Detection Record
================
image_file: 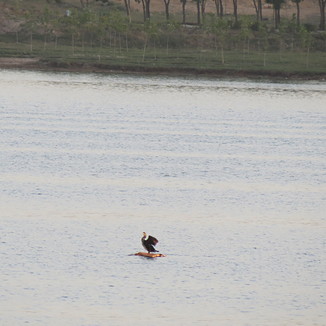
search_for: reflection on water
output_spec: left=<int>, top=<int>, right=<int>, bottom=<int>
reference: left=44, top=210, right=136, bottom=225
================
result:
left=0, top=70, right=325, bottom=325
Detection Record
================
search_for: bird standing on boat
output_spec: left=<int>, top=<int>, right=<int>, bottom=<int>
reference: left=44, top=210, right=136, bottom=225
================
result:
left=141, top=232, right=159, bottom=253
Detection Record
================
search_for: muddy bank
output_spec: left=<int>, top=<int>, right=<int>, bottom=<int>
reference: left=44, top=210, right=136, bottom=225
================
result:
left=0, top=57, right=325, bottom=81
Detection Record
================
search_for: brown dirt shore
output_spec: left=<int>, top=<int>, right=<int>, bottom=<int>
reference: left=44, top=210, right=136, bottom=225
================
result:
left=0, top=57, right=325, bottom=81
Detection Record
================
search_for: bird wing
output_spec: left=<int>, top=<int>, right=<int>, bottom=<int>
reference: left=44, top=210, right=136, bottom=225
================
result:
left=148, top=235, right=158, bottom=245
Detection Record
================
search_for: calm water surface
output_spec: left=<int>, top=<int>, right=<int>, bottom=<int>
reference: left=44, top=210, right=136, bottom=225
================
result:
left=0, top=70, right=325, bottom=325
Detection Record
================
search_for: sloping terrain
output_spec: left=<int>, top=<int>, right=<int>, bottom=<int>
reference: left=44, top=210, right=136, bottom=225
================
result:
left=0, top=0, right=321, bottom=35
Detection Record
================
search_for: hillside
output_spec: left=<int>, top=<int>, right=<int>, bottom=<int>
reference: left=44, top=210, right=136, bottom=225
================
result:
left=0, top=0, right=322, bottom=34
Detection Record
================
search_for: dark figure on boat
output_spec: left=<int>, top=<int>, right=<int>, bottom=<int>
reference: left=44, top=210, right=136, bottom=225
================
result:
left=141, top=232, right=159, bottom=253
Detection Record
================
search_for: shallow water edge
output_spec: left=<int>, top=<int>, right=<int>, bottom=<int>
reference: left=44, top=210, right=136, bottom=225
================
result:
left=1, top=57, right=326, bottom=81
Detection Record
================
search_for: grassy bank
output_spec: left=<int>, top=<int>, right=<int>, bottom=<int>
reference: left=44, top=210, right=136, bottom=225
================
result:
left=0, top=38, right=325, bottom=79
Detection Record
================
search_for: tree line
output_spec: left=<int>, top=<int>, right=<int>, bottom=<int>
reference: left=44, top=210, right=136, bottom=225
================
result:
left=87, top=0, right=325, bottom=30
left=14, top=2, right=324, bottom=53
left=3, top=0, right=325, bottom=59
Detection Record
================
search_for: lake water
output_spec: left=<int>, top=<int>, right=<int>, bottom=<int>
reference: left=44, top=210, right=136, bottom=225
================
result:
left=0, top=69, right=325, bottom=325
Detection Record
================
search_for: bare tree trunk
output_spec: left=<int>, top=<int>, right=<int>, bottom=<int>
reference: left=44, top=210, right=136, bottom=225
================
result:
left=253, top=0, right=258, bottom=17
left=295, top=1, right=300, bottom=26
left=273, top=6, right=281, bottom=29
left=252, top=0, right=262, bottom=21
left=201, top=0, right=207, bottom=22
left=218, top=0, right=224, bottom=17
left=276, top=7, right=281, bottom=28
left=123, top=0, right=131, bottom=23
left=196, top=0, right=201, bottom=25
left=181, top=0, right=187, bottom=24
left=232, top=0, right=238, bottom=22
left=163, top=0, right=171, bottom=21
left=319, top=0, right=326, bottom=30
left=259, top=0, right=263, bottom=21
left=145, top=0, right=151, bottom=20
left=141, top=0, right=146, bottom=21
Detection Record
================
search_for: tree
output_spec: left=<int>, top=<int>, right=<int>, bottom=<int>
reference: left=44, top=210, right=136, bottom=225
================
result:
left=61, top=9, right=88, bottom=53
left=195, top=0, right=201, bottom=25
left=214, top=0, right=224, bottom=18
left=266, top=0, right=285, bottom=29
left=298, top=24, right=312, bottom=67
left=61, top=12, right=76, bottom=53
left=75, top=9, right=93, bottom=50
left=163, top=0, right=171, bottom=21
left=180, top=0, right=187, bottom=24
left=238, top=17, right=253, bottom=56
left=291, top=0, right=303, bottom=26
left=205, top=16, right=229, bottom=64
left=164, top=21, right=179, bottom=54
left=135, top=0, right=151, bottom=21
left=39, top=7, right=55, bottom=50
left=319, top=0, right=326, bottom=30
left=144, top=0, right=151, bottom=21
left=123, top=0, right=131, bottom=23
left=232, top=0, right=238, bottom=23
left=23, top=10, right=37, bottom=52
left=107, top=11, right=129, bottom=53
left=135, top=0, right=146, bottom=22
left=252, top=0, right=263, bottom=21
left=201, top=0, right=208, bottom=21
left=257, top=22, right=269, bottom=66
left=142, top=21, right=158, bottom=61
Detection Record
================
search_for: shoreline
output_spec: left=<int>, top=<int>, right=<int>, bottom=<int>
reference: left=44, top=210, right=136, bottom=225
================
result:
left=0, top=57, right=325, bottom=81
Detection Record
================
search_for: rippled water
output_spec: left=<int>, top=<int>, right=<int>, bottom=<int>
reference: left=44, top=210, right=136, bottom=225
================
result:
left=0, top=70, right=325, bottom=325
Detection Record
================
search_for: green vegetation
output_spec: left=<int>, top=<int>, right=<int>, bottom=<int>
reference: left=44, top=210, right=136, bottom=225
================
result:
left=0, top=0, right=325, bottom=77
